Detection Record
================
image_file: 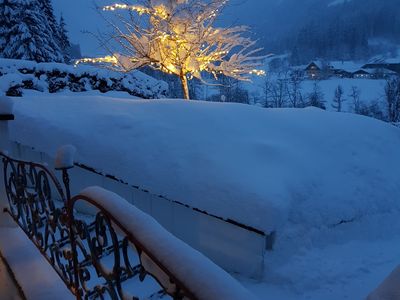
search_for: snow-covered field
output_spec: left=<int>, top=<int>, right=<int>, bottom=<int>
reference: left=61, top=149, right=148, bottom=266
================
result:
left=8, top=94, right=400, bottom=299
left=302, top=78, right=386, bottom=109
left=247, top=75, right=387, bottom=112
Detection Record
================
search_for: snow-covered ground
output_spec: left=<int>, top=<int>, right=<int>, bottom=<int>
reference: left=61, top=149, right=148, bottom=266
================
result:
left=8, top=94, right=400, bottom=299
left=247, top=75, right=387, bottom=112
left=302, top=78, right=386, bottom=109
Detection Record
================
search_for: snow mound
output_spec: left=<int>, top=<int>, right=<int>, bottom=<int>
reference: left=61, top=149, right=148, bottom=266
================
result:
left=0, top=58, right=168, bottom=99
left=10, top=95, right=400, bottom=234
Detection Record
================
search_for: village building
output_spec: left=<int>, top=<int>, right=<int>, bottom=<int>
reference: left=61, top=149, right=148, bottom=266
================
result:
left=304, top=61, right=334, bottom=79
left=352, top=69, right=373, bottom=79
left=303, top=60, right=400, bottom=80
left=304, top=61, right=322, bottom=79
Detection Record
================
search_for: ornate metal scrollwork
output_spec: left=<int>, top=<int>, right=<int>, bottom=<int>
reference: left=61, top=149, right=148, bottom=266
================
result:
left=68, top=196, right=192, bottom=300
left=1, top=153, right=77, bottom=290
left=1, top=152, right=195, bottom=300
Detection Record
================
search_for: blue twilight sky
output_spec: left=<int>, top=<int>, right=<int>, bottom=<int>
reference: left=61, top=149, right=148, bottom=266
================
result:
left=52, top=0, right=275, bottom=56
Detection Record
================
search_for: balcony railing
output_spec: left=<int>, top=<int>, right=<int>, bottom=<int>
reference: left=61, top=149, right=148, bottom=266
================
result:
left=0, top=150, right=255, bottom=300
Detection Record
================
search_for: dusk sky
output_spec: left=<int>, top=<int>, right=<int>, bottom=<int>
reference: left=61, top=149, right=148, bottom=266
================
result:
left=52, top=0, right=275, bottom=55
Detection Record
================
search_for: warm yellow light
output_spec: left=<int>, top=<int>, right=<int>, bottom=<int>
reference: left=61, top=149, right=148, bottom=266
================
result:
left=74, top=55, right=118, bottom=66
left=103, top=3, right=169, bottom=19
left=249, top=69, right=266, bottom=76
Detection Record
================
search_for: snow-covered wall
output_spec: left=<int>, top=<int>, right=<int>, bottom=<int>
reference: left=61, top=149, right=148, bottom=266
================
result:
left=0, top=58, right=168, bottom=99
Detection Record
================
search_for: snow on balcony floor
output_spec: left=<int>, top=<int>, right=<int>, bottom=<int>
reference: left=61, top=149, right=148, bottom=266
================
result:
left=10, top=93, right=400, bottom=235
left=0, top=253, right=24, bottom=300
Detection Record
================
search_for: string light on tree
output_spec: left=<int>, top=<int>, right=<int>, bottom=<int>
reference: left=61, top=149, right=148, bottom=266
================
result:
left=76, top=0, right=266, bottom=100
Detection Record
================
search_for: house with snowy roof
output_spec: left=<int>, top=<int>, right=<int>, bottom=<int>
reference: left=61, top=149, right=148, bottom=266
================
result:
left=304, top=61, right=323, bottom=79
left=362, top=63, right=400, bottom=79
left=329, top=61, right=362, bottom=78
left=352, top=69, right=373, bottom=79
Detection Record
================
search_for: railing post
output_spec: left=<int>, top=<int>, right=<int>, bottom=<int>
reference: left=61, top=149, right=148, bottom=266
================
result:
left=55, top=145, right=80, bottom=298
left=0, top=96, right=15, bottom=227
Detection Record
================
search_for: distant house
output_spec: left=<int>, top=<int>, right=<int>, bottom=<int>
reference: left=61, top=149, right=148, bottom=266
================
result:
left=362, top=63, right=400, bottom=75
left=333, top=69, right=352, bottom=78
left=362, top=65, right=399, bottom=79
left=330, top=61, right=363, bottom=79
left=305, top=62, right=322, bottom=79
left=352, top=69, right=372, bottom=79
left=378, top=68, right=398, bottom=79
left=301, top=60, right=399, bottom=80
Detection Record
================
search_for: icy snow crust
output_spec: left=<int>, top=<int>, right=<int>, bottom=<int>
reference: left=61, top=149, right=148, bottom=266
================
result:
left=11, top=95, right=400, bottom=234
left=80, top=186, right=257, bottom=300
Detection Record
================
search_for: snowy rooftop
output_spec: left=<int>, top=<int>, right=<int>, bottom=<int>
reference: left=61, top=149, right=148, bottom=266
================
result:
left=10, top=95, right=400, bottom=234
left=329, top=61, right=364, bottom=73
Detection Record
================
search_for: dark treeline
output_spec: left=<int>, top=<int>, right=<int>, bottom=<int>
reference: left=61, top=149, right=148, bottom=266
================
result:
left=257, top=0, right=400, bottom=64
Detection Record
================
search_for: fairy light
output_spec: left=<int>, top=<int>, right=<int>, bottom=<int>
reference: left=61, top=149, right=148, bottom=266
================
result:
left=78, top=0, right=265, bottom=100
left=103, top=3, right=169, bottom=19
left=74, top=56, right=118, bottom=67
left=249, top=69, right=266, bottom=76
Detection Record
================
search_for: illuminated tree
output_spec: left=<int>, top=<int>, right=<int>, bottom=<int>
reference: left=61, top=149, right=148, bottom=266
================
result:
left=77, top=0, right=265, bottom=99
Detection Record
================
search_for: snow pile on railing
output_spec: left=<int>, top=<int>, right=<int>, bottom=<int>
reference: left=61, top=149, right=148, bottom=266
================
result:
left=0, top=58, right=168, bottom=99
left=79, top=186, right=257, bottom=300
left=54, top=144, right=76, bottom=170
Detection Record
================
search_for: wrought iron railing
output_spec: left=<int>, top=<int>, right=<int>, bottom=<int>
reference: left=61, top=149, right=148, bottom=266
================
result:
left=0, top=152, right=195, bottom=300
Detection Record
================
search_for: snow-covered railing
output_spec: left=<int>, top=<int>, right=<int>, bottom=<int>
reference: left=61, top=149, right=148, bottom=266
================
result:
left=0, top=150, right=255, bottom=299
left=0, top=95, right=268, bottom=279
left=8, top=141, right=268, bottom=278
left=71, top=187, right=256, bottom=300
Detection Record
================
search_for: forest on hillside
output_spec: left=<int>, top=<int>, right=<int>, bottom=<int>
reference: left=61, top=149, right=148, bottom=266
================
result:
left=257, top=0, right=400, bottom=63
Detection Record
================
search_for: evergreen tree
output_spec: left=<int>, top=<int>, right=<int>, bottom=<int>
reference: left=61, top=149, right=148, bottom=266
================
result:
left=332, top=85, right=345, bottom=112
left=58, top=14, right=71, bottom=63
left=1, top=0, right=64, bottom=62
left=307, top=81, right=326, bottom=109
left=0, top=0, right=22, bottom=54
left=38, top=0, right=61, bottom=47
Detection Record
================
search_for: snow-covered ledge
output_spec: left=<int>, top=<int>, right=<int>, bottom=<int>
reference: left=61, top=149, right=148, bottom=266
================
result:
left=0, top=96, right=14, bottom=226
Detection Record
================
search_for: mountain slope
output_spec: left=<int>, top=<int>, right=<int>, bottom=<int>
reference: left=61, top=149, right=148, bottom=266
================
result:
left=255, top=0, right=400, bottom=62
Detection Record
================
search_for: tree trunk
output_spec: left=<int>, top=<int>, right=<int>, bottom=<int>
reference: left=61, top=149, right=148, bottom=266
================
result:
left=180, top=74, right=190, bottom=100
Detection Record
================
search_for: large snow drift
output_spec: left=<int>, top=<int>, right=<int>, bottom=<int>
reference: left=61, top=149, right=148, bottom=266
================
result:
left=10, top=95, right=400, bottom=233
